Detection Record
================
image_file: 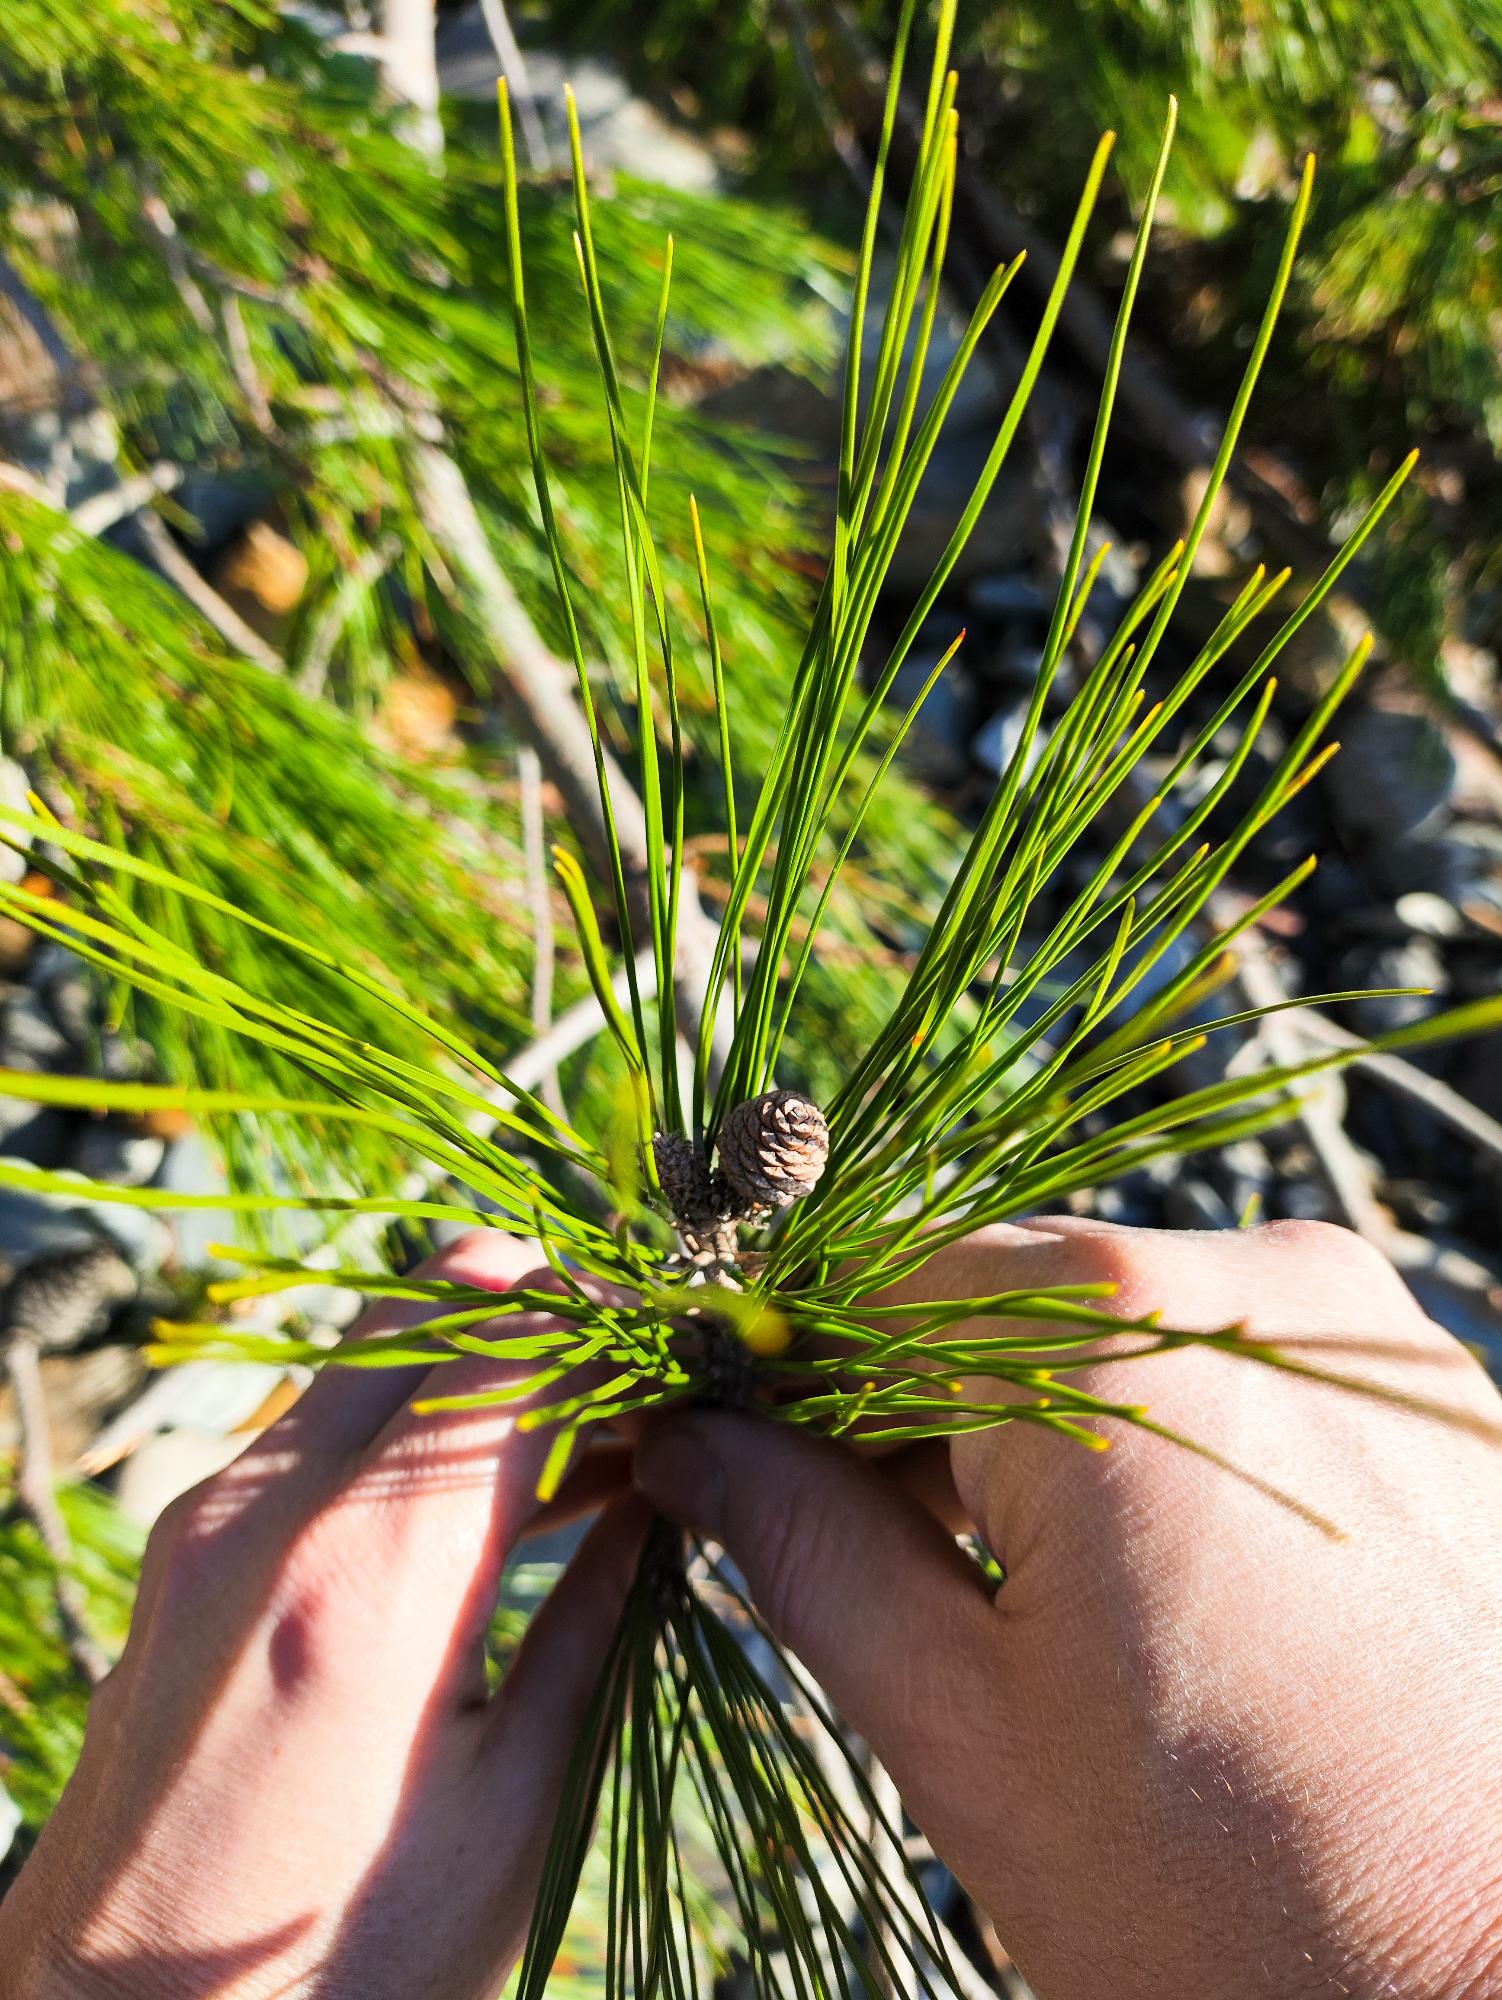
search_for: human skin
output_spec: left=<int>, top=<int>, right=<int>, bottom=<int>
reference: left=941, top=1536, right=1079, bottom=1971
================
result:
left=0, top=1232, right=649, bottom=2000
left=637, top=1218, right=1502, bottom=1999
left=3, top=1218, right=1502, bottom=1998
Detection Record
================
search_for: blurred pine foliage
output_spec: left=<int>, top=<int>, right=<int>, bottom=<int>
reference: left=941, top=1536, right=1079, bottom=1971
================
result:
left=0, top=1473, right=140, bottom=1857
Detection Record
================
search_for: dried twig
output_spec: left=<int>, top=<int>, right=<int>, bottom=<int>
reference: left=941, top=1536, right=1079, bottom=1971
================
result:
left=408, top=424, right=733, bottom=1070
left=473, top=0, right=552, bottom=169
left=138, top=191, right=216, bottom=336
left=295, top=534, right=400, bottom=698
left=70, top=462, right=184, bottom=534
left=1216, top=904, right=1393, bottom=1244
left=865, top=1753, right=919, bottom=2000
left=800, top=1707, right=1000, bottom=2000
left=1294, top=1010, right=1502, bottom=1170
left=220, top=291, right=275, bottom=436
left=120, top=510, right=284, bottom=673
left=4, top=1337, right=109, bottom=1686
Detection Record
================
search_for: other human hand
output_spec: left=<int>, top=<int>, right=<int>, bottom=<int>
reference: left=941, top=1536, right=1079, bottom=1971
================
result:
left=636, top=1218, right=1502, bottom=2000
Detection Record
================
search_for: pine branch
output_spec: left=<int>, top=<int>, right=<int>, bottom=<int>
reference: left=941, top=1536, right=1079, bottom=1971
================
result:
left=7, top=139, right=735, bottom=1069
left=474, top=0, right=553, bottom=168
left=76, top=944, right=658, bottom=1477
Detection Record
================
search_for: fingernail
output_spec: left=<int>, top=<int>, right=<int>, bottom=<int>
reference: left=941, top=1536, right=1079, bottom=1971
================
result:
left=634, top=1418, right=725, bottom=1534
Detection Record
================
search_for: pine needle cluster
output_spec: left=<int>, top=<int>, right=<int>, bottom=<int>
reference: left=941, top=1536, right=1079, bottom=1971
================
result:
left=2, top=2, right=1499, bottom=1987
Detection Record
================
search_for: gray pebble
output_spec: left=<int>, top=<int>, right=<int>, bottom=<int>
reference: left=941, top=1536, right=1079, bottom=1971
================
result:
left=966, top=574, right=1046, bottom=620
left=886, top=644, right=972, bottom=786
left=1340, top=937, right=1448, bottom=1036
left=0, top=990, right=71, bottom=1071
left=1276, top=1181, right=1335, bottom=1223
left=1327, top=704, right=1456, bottom=843
left=33, top=953, right=98, bottom=1049
left=972, top=705, right=1043, bottom=779
left=72, top=1124, right=165, bottom=1188
left=0, top=1093, right=71, bottom=1168
left=1393, top=891, right=1465, bottom=939
left=1165, top=1177, right=1236, bottom=1231
left=0, top=1179, right=102, bottom=1274
left=0, top=1778, right=19, bottom=1868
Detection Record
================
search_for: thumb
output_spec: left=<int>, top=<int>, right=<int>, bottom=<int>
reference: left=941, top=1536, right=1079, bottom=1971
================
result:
left=633, top=1411, right=994, bottom=1765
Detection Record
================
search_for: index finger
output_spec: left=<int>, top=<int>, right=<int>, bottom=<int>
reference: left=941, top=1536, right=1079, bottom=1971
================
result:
left=244, top=1228, right=546, bottom=1461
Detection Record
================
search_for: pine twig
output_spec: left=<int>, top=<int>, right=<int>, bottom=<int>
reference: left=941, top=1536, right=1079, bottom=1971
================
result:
left=518, top=743, right=565, bottom=1120
left=220, top=291, right=275, bottom=436
left=4, top=1337, right=110, bottom=1687
left=295, top=534, right=401, bottom=698
left=0, top=456, right=185, bottom=533
left=70, top=462, right=184, bottom=534
left=865, top=1754, right=919, bottom=2000
left=407, top=409, right=733, bottom=1075
left=801, top=1709, right=998, bottom=2000
left=138, top=191, right=217, bottom=336
left=378, top=0, right=445, bottom=161
left=376, top=0, right=731, bottom=1067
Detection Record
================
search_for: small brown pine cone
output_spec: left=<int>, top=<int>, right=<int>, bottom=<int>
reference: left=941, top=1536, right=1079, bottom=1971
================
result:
left=717, top=1089, right=829, bottom=1211
left=3, top=1242, right=138, bottom=1354
left=651, top=1132, right=725, bottom=1223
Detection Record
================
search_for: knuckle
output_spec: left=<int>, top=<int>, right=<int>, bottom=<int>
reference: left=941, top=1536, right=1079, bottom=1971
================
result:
left=144, top=1478, right=214, bottom=1567
left=1253, top=1216, right=1388, bottom=1274
left=272, top=1511, right=362, bottom=1610
left=442, top=1227, right=500, bottom=1264
left=255, top=1520, right=377, bottom=1688
left=136, top=1480, right=224, bottom=1611
left=1050, top=1228, right=1166, bottom=1315
left=423, top=1227, right=541, bottom=1291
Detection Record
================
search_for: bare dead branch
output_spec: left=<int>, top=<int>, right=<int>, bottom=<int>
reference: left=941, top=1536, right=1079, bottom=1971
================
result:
left=122, top=510, right=285, bottom=673
left=4, top=1337, right=110, bottom=1687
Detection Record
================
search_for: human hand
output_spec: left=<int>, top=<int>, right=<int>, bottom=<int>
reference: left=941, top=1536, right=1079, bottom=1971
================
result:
left=635, top=1218, right=1502, bottom=2000
left=0, top=1232, right=645, bottom=2000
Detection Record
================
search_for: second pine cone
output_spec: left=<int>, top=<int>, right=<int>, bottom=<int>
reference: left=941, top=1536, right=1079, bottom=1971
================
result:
left=717, top=1089, right=829, bottom=1210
